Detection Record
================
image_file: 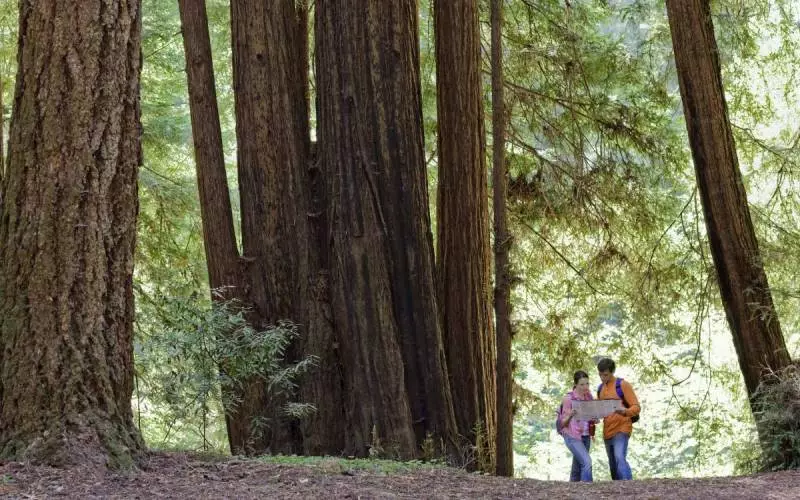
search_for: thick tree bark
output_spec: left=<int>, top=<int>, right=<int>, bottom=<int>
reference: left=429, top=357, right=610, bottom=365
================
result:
left=666, top=0, right=792, bottom=438
left=0, top=0, right=144, bottom=466
left=294, top=0, right=347, bottom=457
left=316, top=0, right=457, bottom=458
left=228, top=0, right=312, bottom=455
left=434, top=0, right=496, bottom=471
left=492, top=0, right=514, bottom=477
left=178, top=0, right=245, bottom=454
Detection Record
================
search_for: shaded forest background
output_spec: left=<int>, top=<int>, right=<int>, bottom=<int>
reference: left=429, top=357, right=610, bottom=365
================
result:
left=1, top=0, right=799, bottom=479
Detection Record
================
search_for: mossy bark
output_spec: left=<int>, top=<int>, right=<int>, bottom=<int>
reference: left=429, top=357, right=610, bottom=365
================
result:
left=0, top=0, right=144, bottom=467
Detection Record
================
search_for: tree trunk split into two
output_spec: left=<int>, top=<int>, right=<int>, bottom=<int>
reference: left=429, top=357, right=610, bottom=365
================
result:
left=666, top=0, right=792, bottom=446
left=0, top=0, right=144, bottom=466
left=434, top=0, right=497, bottom=471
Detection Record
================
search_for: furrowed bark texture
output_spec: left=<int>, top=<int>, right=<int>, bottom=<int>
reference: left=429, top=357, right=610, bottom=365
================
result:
left=0, top=0, right=144, bottom=466
left=491, top=0, right=514, bottom=477
left=229, top=0, right=311, bottom=455
left=434, top=0, right=496, bottom=471
left=666, top=0, right=791, bottom=398
left=316, top=0, right=457, bottom=458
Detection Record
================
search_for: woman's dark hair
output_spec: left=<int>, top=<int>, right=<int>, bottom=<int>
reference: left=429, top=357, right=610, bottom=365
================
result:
left=597, top=358, right=616, bottom=373
left=573, top=370, right=590, bottom=386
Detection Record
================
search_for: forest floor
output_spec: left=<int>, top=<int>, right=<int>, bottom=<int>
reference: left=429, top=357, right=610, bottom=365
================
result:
left=1, top=451, right=799, bottom=499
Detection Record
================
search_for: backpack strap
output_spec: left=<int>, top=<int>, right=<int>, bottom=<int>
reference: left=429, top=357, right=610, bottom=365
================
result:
left=616, top=377, right=629, bottom=408
left=596, top=383, right=603, bottom=399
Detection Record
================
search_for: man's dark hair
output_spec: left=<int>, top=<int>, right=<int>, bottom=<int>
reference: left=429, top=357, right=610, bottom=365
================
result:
left=597, top=358, right=616, bottom=373
left=573, top=370, right=589, bottom=386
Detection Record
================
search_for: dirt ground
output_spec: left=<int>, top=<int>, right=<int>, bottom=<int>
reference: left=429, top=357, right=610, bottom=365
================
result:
left=1, top=452, right=799, bottom=499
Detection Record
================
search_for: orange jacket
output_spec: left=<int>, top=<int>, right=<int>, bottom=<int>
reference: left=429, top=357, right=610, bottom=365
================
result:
left=598, top=377, right=640, bottom=440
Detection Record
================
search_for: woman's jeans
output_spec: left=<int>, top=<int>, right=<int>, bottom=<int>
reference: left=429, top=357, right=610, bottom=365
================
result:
left=563, top=435, right=592, bottom=482
left=604, top=432, right=633, bottom=480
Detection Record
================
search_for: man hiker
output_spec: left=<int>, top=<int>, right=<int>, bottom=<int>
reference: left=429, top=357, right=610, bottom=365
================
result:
left=597, top=357, right=640, bottom=480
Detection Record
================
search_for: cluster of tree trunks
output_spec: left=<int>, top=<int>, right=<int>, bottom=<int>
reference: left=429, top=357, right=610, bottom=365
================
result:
left=177, top=0, right=499, bottom=463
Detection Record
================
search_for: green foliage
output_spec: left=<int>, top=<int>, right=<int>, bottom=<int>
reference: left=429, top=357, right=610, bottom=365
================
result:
left=134, top=291, right=317, bottom=452
left=751, top=366, right=800, bottom=471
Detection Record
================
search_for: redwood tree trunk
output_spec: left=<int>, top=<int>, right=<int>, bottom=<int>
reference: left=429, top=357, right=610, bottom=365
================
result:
left=666, top=0, right=792, bottom=435
left=178, top=0, right=245, bottom=454
left=294, top=0, right=347, bottom=456
left=228, top=0, right=311, bottom=455
left=0, top=0, right=144, bottom=466
left=492, top=0, right=514, bottom=477
left=316, top=0, right=457, bottom=458
left=178, top=0, right=240, bottom=300
left=434, top=0, right=496, bottom=471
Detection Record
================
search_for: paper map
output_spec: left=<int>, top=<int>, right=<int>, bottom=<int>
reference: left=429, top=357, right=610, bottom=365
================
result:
left=572, top=399, right=623, bottom=420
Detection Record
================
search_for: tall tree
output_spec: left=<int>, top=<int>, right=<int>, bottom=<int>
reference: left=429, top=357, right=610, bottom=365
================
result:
left=178, top=0, right=244, bottom=450
left=316, top=0, right=457, bottom=458
left=0, top=0, right=144, bottom=466
left=492, top=0, right=514, bottom=477
left=434, top=0, right=496, bottom=470
left=666, top=0, right=792, bottom=439
left=178, top=0, right=240, bottom=306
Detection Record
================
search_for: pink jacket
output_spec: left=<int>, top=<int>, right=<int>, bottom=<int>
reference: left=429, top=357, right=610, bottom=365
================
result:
left=559, top=390, right=593, bottom=440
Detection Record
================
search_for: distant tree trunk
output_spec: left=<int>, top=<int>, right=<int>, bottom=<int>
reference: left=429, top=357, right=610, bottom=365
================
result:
left=492, top=0, right=514, bottom=477
left=178, top=0, right=245, bottom=454
left=0, top=0, right=144, bottom=466
left=434, top=0, right=496, bottom=471
left=316, top=0, right=457, bottom=458
left=178, top=0, right=240, bottom=301
left=666, top=0, right=792, bottom=439
left=228, top=0, right=311, bottom=455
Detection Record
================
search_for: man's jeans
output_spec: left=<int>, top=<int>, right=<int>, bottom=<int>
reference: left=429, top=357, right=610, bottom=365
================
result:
left=604, top=432, right=632, bottom=480
left=563, top=435, right=592, bottom=482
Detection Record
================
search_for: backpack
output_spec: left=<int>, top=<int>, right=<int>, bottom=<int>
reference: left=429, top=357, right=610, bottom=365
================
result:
left=597, top=378, right=639, bottom=423
left=555, top=403, right=565, bottom=434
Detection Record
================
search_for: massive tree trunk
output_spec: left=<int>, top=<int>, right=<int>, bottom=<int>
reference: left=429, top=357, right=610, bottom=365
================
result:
left=434, top=0, right=496, bottom=471
left=491, top=0, right=514, bottom=477
left=0, top=0, right=144, bottom=466
left=226, top=0, right=312, bottom=455
left=316, top=0, right=457, bottom=458
left=666, top=0, right=792, bottom=439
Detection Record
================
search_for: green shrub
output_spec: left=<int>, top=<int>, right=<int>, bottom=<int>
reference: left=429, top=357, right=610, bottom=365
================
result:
left=751, top=365, right=800, bottom=471
left=134, top=289, right=316, bottom=451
